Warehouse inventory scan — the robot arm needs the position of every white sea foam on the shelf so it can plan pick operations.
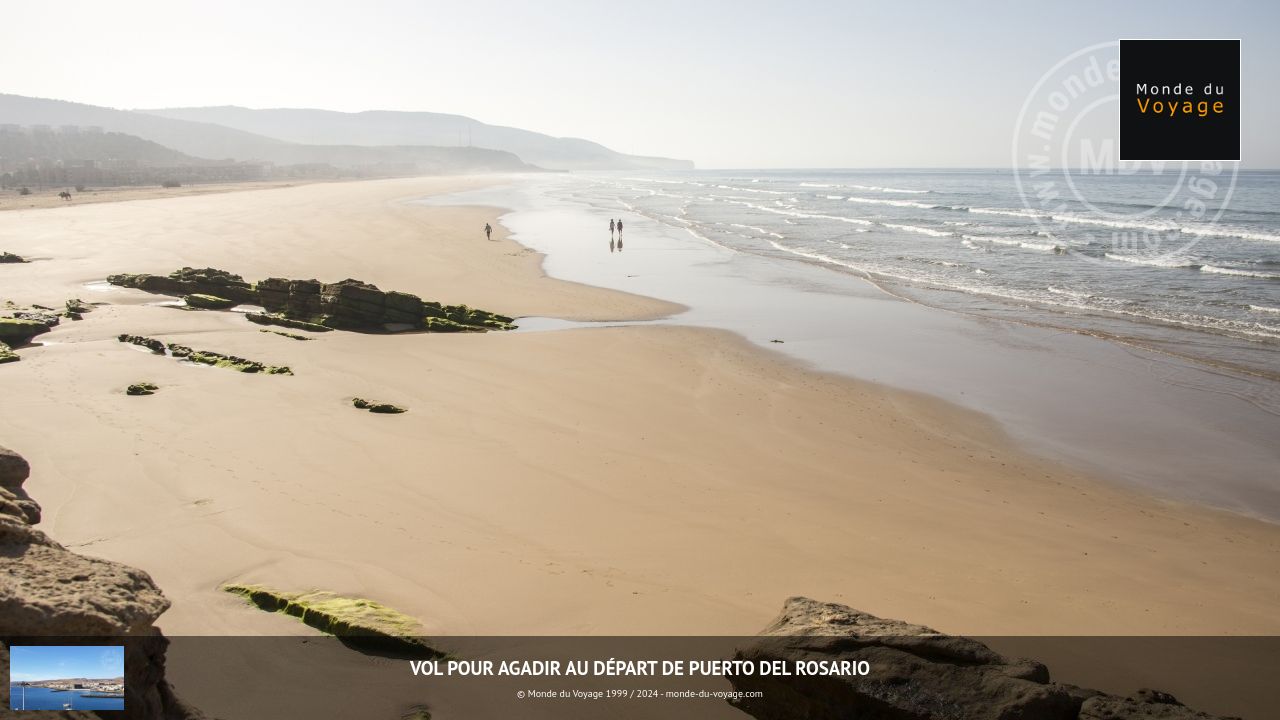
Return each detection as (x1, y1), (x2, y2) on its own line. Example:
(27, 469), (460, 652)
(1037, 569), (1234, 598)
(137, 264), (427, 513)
(963, 235), (1061, 252)
(725, 222), (784, 239)
(883, 223), (952, 237)
(732, 200), (874, 225)
(1104, 253), (1199, 268)
(1201, 265), (1280, 279)
(850, 184), (930, 194)
(846, 196), (938, 209)
(1249, 304), (1280, 314)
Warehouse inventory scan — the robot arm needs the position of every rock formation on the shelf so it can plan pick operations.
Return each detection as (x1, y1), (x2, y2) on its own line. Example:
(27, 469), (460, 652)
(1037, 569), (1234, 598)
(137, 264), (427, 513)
(118, 333), (167, 354)
(0, 444), (206, 719)
(107, 267), (258, 305)
(107, 267), (515, 333)
(166, 343), (292, 375)
(127, 382), (159, 396)
(255, 276), (514, 332)
(0, 317), (50, 346)
(258, 328), (312, 341)
(0, 251), (27, 263)
(182, 293), (238, 310)
(221, 583), (440, 658)
(0, 341), (16, 364)
(353, 397), (408, 414)
(244, 312), (332, 333)
(727, 597), (1239, 720)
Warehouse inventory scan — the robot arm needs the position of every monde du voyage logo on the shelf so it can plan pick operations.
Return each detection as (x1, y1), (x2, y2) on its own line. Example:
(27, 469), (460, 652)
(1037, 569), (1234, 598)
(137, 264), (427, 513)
(1121, 39), (1240, 161)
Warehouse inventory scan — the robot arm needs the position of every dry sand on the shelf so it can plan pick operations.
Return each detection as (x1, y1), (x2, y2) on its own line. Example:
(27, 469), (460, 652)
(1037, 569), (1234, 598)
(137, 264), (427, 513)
(1, 174), (1278, 641)
(0, 180), (311, 213)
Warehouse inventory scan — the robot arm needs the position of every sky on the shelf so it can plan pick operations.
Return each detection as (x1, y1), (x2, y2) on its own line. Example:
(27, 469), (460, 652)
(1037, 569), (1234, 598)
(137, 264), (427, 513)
(8, 646), (124, 682)
(1, 0), (1277, 167)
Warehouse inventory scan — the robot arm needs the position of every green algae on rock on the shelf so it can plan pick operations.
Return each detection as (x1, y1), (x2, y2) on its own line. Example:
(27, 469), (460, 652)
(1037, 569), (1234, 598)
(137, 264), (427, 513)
(0, 341), (17, 364)
(259, 329), (313, 341)
(108, 266), (259, 304)
(63, 297), (93, 320)
(126, 382), (159, 396)
(166, 343), (292, 375)
(353, 397), (408, 414)
(245, 312), (333, 333)
(0, 317), (51, 346)
(222, 583), (441, 657)
(183, 293), (238, 310)
(109, 266), (517, 332)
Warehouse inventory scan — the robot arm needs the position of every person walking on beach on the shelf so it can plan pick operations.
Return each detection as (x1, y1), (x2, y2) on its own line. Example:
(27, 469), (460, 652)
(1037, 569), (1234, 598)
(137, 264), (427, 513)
(616, 218), (624, 238)
(484, 222), (492, 240)
(609, 218), (616, 238)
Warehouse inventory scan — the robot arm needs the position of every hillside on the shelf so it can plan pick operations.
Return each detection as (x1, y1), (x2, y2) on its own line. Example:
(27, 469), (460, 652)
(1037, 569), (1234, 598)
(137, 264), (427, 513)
(0, 94), (536, 173)
(138, 105), (693, 171)
(0, 128), (201, 165)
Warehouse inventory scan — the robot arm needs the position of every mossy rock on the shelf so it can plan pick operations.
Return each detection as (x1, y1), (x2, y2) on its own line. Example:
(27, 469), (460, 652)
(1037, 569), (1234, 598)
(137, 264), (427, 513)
(118, 333), (167, 354)
(183, 293), (238, 310)
(353, 397), (407, 414)
(245, 312), (333, 333)
(0, 317), (51, 345)
(0, 341), (17, 364)
(222, 583), (441, 657)
(0, 251), (27, 264)
(259, 329), (312, 341)
(166, 343), (292, 375)
(126, 382), (158, 396)
(422, 317), (483, 333)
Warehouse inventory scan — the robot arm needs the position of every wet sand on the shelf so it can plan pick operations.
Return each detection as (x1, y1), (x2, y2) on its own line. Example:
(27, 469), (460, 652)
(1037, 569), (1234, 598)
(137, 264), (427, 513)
(0, 174), (1277, 641)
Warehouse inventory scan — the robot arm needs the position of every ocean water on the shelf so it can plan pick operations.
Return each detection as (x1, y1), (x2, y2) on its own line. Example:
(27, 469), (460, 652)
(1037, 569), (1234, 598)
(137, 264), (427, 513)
(557, 169), (1280, 381)
(8, 684), (124, 711)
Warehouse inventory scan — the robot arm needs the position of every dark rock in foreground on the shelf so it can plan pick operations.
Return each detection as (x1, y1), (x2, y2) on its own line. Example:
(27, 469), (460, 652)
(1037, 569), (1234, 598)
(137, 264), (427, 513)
(108, 267), (515, 333)
(0, 444), (206, 719)
(107, 266), (258, 305)
(127, 382), (159, 396)
(728, 597), (1239, 720)
(0, 340), (17, 364)
(0, 251), (27, 263)
(257, 276), (514, 332)
(0, 445), (30, 489)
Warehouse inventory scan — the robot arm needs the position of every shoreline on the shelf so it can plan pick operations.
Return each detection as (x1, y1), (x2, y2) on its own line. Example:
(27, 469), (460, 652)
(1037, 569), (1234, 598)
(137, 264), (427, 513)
(1, 174), (1277, 638)
(434, 175), (1280, 524)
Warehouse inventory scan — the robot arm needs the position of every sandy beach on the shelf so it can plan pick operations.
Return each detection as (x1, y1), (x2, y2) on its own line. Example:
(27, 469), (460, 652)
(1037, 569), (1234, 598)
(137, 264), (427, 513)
(1, 174), (1278, 642)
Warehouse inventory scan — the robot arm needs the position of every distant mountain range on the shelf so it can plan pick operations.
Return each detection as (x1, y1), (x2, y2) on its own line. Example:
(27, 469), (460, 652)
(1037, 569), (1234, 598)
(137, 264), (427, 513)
(0, 94), (690, 172)
(139, 106), (692, 171)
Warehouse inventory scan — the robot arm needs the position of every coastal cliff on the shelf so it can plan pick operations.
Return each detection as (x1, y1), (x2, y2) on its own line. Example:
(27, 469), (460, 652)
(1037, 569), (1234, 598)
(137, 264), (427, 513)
(0, 445), (206, 720)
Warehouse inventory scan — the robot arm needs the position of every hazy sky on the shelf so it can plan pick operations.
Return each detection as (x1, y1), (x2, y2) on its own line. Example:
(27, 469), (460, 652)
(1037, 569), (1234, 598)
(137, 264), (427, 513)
(3, 0), (1277, 167)
(9, 645), (124, 682)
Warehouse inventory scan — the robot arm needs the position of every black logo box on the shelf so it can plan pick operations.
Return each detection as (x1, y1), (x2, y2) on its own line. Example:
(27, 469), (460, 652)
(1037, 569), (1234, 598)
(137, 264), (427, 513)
(1120, 39), (1240, 161)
